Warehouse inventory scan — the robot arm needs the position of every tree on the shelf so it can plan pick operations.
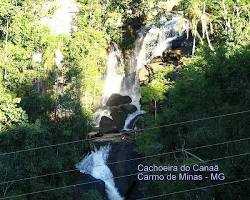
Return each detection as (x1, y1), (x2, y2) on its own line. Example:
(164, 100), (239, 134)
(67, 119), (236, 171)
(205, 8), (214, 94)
(0, 85), (27, 131)
(141, 67), (174, 119)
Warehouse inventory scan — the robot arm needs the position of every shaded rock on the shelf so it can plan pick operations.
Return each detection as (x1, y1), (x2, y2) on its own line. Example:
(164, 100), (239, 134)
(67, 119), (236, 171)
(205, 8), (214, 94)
(125, 114), (144, 130)
(170, 33), (193, 55)
(120, 104), (137, 114)
(74, 174), (106, 200)
(162, 50), (180, 66)
(106, 93), (132, 106)
(87, 132), (104, 138)
(99, 116), (116, 133)
(110, 107), (128, 130)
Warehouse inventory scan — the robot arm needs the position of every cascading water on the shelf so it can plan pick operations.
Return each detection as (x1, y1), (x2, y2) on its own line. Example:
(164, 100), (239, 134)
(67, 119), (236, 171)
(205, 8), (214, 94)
(123, 17), (187, 128)
(102, 43), (125, 105)
(55, 48), (64, 67)
(32, 0), (78, 66)
(40, 0), (79, 35)
(77, 16), (189, 200)
(76, 145), (123, 200)
(93, 43), (125, 127)
(130, 17), (186, 70)
(32, 52), (42, 63)
(95, 16), (187, 130)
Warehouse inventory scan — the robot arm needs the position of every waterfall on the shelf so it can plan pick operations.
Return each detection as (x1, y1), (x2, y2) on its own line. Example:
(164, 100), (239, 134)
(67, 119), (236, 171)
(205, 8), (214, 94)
(95, 16), (187, 130)
(102, 43), (125, 105)
(130, 17), (185, 70)
(40, 0), (79, 35)
(32, 52), (42, 63)
(76, 145), (123, 200)
(32, 0), (78, 69)
(123, 17), (187, 128)
(92, 43), (124, 127)
(78, 15), (188, 200)
(55, 48), (64, 67)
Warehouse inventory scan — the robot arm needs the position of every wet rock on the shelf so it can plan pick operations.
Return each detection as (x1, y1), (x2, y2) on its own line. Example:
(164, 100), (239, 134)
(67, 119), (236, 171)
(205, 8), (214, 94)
(110, 107), (128, 130)
(120, 104), (137, 114)
(99, 116), (116, 133)
(170, 33), (193, 55)
(106, 93), (132, 106)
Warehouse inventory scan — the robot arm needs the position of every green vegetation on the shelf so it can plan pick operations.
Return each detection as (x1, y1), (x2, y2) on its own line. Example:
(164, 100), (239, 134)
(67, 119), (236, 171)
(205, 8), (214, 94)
(141, 67), (174, 104)
(0, 0), (249, 199)
(80, 190), (103, 200)
(136, 0), (250, 199)
(0, 0), (106, 199)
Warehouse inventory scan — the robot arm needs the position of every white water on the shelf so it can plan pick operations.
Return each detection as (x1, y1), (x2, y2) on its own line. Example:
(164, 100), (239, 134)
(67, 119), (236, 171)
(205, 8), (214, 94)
(92, 108), (113, 128)
(102, 43), (125, 105)
(32, 52), (42, 63)
(130, 17), (184, 70)
(55, 48), (64, 67)
(96, 17), (187, 129)
(76, 145), (123, 200)
(92, 43), (124, 127)
(33, 0), (78, 66)
(40, 0), (79, 35)
(125, 17), (186, 107)
(123, 110), (144, 130)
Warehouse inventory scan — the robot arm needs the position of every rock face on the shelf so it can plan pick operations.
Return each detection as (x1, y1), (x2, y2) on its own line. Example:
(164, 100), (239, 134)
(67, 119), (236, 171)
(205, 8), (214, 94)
(99, 94), (137, 133)
(120, 104), (137, 114)
(106, 93), (132, 106)
(110, 107), (127, 131)
(99, 116), (116, 133)
(138, 33), (193, 84)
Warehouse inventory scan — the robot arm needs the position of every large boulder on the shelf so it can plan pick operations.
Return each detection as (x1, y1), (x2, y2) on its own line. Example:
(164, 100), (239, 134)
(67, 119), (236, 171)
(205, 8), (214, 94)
(99, 116), (116, 133)
(110, 107), (128, 130)
(106, 93), (132, 106)
(120, 104), (137, 114)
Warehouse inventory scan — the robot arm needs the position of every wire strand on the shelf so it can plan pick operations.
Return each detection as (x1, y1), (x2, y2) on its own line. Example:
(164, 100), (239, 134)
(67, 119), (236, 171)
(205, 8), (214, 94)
(0, 138), (91, 157)
(1, 109), (249, 157)
(1, 136), (250, 185)
(0, 151), (250, 199)
(137, 178), (250, 200)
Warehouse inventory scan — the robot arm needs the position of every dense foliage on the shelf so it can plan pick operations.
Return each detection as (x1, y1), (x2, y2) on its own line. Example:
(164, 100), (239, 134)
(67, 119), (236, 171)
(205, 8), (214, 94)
(0, 0), (249, 199)
(136, 0), (250, 199)
(0, 0), (104, 199)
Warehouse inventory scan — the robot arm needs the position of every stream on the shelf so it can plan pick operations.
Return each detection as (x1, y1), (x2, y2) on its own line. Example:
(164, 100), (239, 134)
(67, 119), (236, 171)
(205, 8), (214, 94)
(77, 17), (188, 199)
